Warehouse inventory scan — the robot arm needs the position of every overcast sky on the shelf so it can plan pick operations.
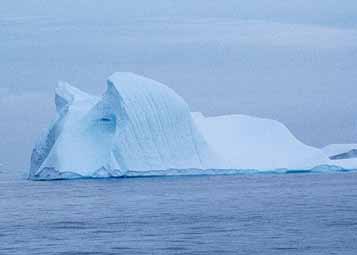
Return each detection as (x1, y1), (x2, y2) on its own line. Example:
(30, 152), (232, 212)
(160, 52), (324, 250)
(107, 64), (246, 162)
(1, 1), (357, 171)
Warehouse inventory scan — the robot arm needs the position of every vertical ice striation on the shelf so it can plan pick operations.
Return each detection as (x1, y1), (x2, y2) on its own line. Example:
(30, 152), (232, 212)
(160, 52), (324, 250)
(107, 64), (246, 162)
(107, 73), (219, 173)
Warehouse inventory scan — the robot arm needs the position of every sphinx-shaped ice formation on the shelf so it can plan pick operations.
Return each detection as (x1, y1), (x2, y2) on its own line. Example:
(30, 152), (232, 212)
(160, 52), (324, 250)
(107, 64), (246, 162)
(29, 73), (221, 180)
(29, 73), (356, 180)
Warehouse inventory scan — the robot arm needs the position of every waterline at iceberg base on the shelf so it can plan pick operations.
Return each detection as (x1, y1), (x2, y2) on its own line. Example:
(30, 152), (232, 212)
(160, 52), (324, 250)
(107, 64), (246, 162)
(32, 166), (357, 181)
(29, 72), (357, 180)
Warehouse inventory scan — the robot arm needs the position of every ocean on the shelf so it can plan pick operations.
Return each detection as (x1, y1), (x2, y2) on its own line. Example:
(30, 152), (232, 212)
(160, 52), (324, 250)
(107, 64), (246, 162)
(1, 172), (357, 254)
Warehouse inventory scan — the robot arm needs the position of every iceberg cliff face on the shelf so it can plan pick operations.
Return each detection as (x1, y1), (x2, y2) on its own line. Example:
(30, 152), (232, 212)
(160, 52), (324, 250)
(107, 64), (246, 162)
(107, 73), (220, 172)
(29, 73), (220, 180)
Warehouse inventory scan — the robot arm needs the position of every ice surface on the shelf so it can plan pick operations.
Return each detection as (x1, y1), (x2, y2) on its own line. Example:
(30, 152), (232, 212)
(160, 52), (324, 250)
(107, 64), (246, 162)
(192, 113), (330, 170)
(29, 73), (357, 180)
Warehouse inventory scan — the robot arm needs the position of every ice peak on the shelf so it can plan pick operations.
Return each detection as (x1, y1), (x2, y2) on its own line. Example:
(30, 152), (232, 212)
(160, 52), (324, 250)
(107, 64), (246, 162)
(55, 82), (93, 113)
(108, 72), (140, 81)
(107, 72), (167, 91)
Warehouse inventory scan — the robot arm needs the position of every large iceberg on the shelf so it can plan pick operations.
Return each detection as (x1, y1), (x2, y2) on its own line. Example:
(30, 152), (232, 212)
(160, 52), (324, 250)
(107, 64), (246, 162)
(29, 73), (356, 180)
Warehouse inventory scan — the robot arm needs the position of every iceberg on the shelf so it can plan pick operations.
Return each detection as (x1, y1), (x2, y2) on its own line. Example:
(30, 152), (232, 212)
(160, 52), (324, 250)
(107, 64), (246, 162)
(29, 72), (356, 180)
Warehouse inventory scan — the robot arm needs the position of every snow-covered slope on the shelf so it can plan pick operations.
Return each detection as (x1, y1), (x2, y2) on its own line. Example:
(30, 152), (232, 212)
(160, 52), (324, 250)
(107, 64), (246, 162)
(29, 73), (220, 180)
(192, 113), (329, 170)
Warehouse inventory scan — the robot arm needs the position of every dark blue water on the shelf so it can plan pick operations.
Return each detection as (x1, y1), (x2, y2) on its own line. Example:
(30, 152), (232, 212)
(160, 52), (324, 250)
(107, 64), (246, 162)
(1, 173), (357, 254)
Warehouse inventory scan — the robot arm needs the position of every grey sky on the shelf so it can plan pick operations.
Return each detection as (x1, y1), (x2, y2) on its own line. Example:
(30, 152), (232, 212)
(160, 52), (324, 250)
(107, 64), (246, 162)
(1, 1), (357, 171)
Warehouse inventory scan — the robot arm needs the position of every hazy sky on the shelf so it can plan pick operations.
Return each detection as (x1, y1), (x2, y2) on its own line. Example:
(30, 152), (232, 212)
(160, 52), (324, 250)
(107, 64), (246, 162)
(1, 1), (357, 171)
